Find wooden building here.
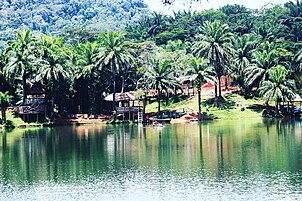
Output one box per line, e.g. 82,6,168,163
104,91,142,121
15,83,47,122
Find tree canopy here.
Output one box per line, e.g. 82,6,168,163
0,0,301,117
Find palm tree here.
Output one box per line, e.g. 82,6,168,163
3,29,35,105
259,65,296,114
284,0,302,19
288,44,302,88
231,34,257,95
75,42,101,114
95,31,134,112
143,59,180,114
193,20,234,98
36,35,70,119
148,12,169,36
187,58,215,120
0,91,12,123
245,41,291,88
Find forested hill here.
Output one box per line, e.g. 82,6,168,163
0,0,149,48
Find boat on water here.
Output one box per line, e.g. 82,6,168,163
189,118,199,123
152,122,164,127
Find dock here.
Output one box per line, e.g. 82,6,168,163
149,118,171,124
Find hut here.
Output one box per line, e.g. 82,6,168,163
104,91,142,121
15,83,47,122
282,94,302,117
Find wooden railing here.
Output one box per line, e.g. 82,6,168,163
116,107,141,113
15,105,46,114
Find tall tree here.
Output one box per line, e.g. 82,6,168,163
143,59,180,114
74,42,100,114
245,41,292,88
3,30,35,104
193,20,234,98
259,65,296,114
36,35,70,119
231,34,256,95
0,91,12,123
187,58,215,120
95,31,134,113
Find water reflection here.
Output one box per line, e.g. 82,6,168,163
0,119,301,200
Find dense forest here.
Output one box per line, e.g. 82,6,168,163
0,0,301,119
0,0,149,48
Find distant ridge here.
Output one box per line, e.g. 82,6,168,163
0,0,150,47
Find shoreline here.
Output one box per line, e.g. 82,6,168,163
2,116,298,130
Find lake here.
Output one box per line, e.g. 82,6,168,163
0,119,302,201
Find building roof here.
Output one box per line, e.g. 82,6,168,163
293,94,302,102
104,91,136,102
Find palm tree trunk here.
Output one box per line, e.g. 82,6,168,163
22,72,26,105
218,75,222,97
157,88,161,114
51,83,54,121
275,100,279,115
198,88,201,121
121,75,125,93
225,76,228,90
112,60,116,114
1,108,6,123
192,81,195,96
173,87,178,102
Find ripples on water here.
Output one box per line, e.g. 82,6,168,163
0,169,301,201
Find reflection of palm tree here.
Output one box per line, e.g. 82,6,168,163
199,124,204,169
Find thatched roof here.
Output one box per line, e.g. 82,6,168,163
104,91,136,102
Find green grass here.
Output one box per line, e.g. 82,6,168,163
3,112,47,128
146,93,264,120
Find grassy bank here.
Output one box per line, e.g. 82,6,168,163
146,93,264,120
2,112,47,128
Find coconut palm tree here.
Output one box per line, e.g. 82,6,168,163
74,42,100,114
259,65,296,114
186,58,215,120
143,59,180,114
36,35,70,119
94,31,134,112
0,91,12,123
193,20,234,98
3,29,35,105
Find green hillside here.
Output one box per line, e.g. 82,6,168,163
0,0,149,48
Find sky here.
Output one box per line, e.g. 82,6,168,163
143,0,291,15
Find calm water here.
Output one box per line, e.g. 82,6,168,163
0,119,302,201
